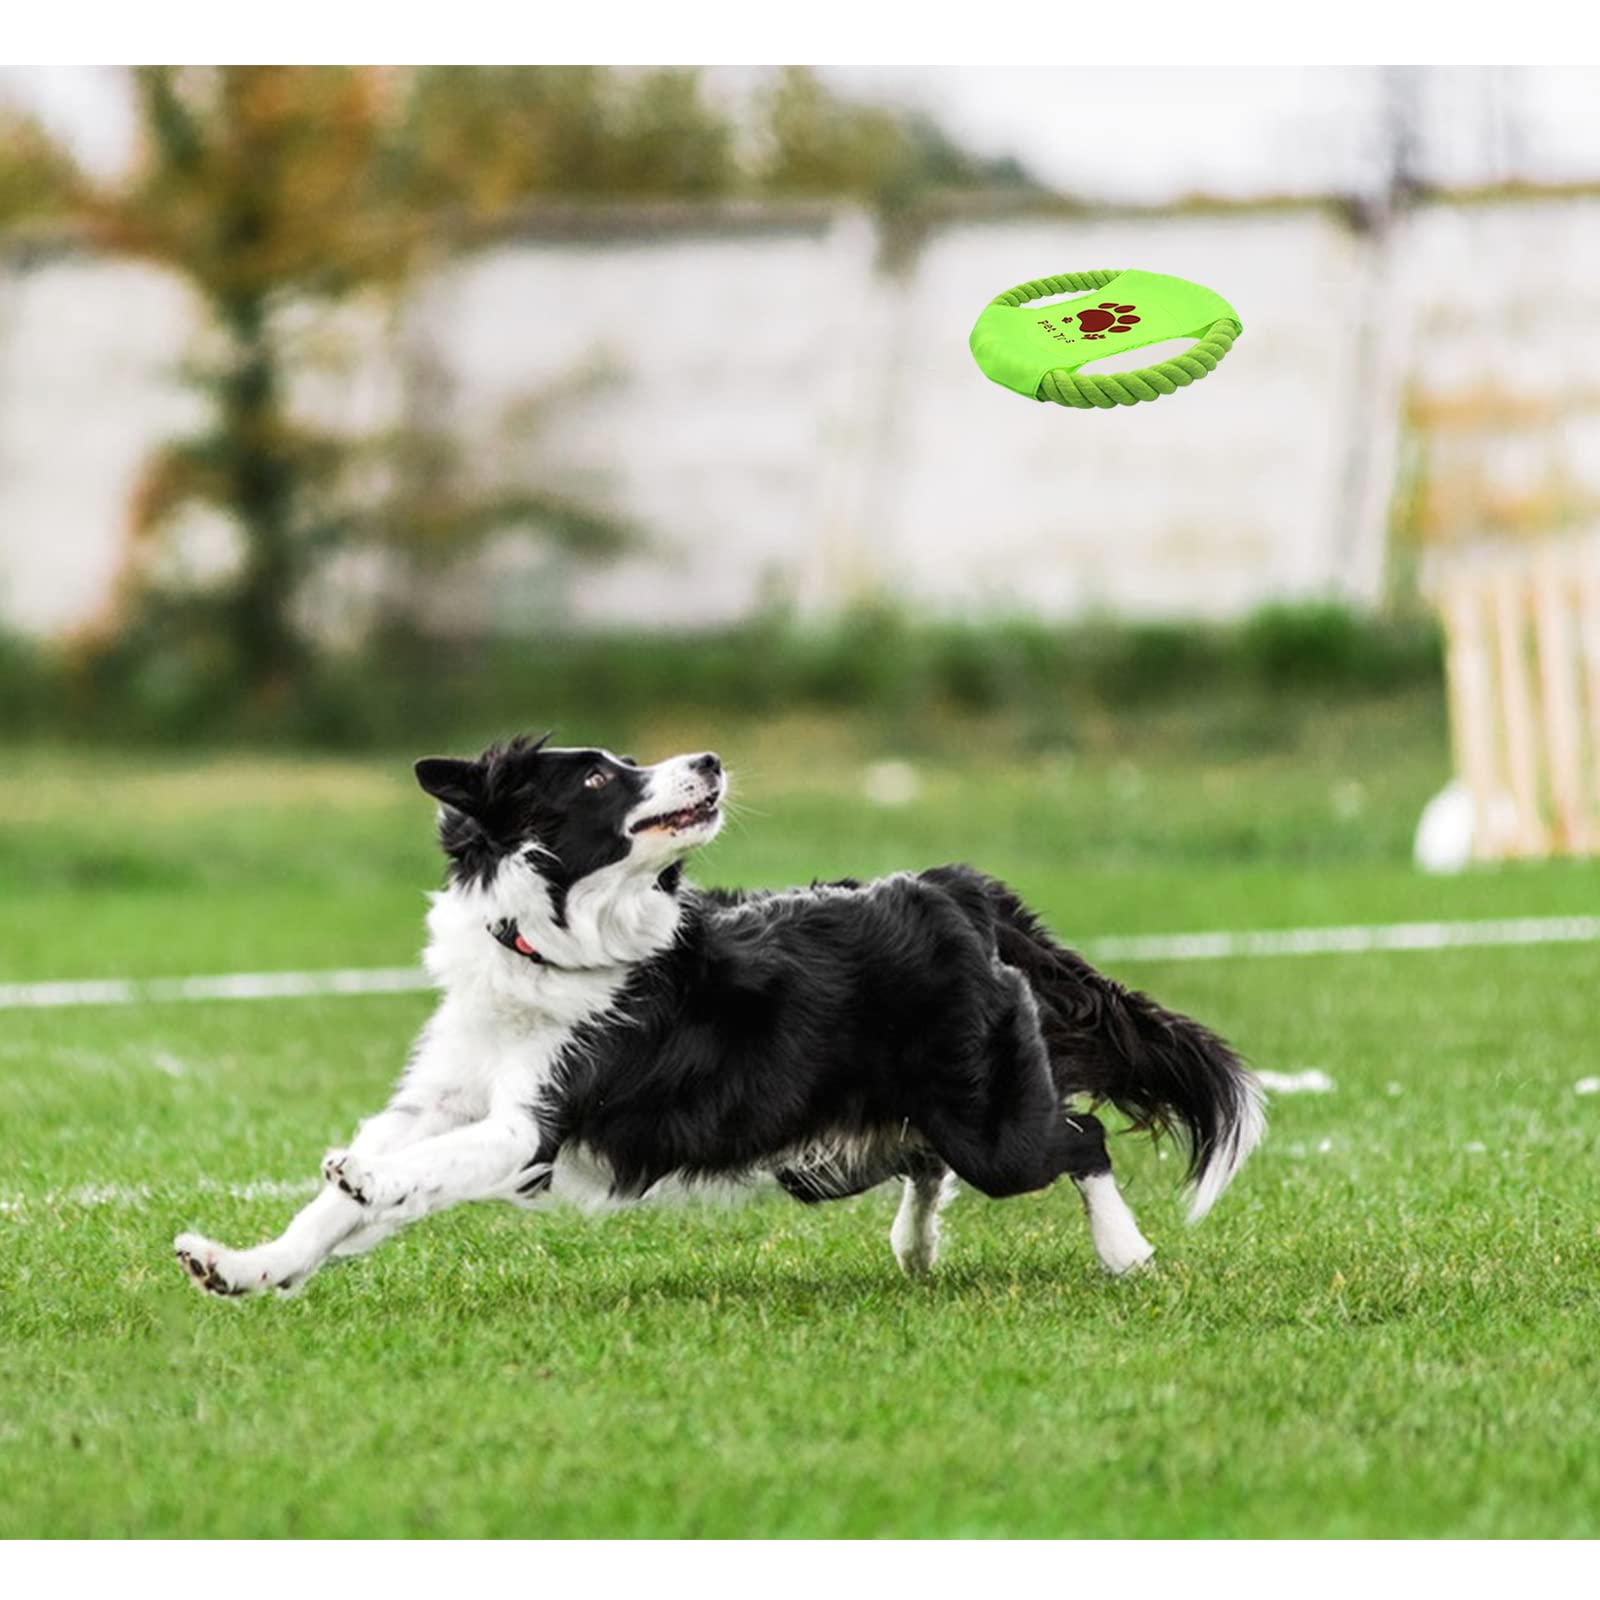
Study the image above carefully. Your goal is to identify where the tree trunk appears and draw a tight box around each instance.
[217,295,304,705]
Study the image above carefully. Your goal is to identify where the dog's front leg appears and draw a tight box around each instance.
[320,1110,547,1223]
[175,1186,368,1297]
[175,1097,467,1298]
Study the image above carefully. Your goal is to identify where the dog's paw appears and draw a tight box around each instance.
[322,1148,376,1205]
[1098,1236,1156,1277]
[174,1232,270,1298]
[892,1237,939,1278]
[322,1150,405,1210]
[890,1216,941,1278]
[321,1147,359,1198]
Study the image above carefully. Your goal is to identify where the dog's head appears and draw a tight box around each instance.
[414,734,725,911]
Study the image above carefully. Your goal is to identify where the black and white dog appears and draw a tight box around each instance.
[175,736,1264,1296]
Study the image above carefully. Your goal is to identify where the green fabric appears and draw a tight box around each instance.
[969,269,1242,408]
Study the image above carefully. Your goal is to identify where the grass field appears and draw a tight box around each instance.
[4,695,1600,1538]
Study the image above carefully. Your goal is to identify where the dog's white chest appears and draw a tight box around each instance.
[404,979,618,1122]
[412,890,635,1119]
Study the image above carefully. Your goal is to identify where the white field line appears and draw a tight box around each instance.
[1085,914,1600,963]
[1255,1069,1336,1094]
[0,1176,318,1215]
[0,965,430,1010]
[0,914,1597,1013]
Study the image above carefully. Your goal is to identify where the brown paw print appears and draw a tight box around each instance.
[1073,302,1141,340]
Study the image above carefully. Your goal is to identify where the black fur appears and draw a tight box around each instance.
[944,868,1258,1190]
[533,865,1255,1210]
[415,737,1258,1221]
[417,734,650,915]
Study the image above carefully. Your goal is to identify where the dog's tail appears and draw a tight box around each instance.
[931,867,1266,1221]
[1079,975,1265,1221]
[1007,930,1264,1220]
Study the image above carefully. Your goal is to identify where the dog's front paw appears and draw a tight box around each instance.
[174,1232,269,1298]
[322,1150,404,1210]
[321,1147,360,1199]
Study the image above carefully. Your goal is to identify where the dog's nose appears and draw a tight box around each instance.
[692,752,722,778]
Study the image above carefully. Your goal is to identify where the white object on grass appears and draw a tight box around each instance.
[862,760,920,807]
[1414,781,1474,873]
[1413,781,1522,873]
[1256,1069,1335,1094]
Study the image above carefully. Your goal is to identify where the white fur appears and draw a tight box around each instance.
[174,750,722,1298]
[1185,1073,1267,1223]
[170,747,1232,1298]
[890,1170,956,1277]
[1074,1171,1155,1276]
[774,1127,907,1198]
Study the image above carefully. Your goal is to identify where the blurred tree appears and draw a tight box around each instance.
[751,68,1036,267]
[87,68,411,706]
[4,65,1022,728]
[753,68,907,201]
[80,66,642,717]
[0,106,84,229]
[392,66,737,219]
[752,68,1034,211]
[347,336,635,638]
[394,66,1026,222]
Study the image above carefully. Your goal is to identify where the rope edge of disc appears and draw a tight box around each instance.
[1038,318,1241,410]
[988,271,1242,410]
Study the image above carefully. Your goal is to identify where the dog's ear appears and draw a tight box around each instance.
[414,757,485,817]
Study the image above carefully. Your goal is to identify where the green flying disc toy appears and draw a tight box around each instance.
[969,269,1241,409]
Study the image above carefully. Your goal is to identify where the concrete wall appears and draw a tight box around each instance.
[4,194,1597,637]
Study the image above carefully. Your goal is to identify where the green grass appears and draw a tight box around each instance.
[3,699,1600,1537]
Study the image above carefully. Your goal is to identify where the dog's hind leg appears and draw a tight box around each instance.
[916,964,1116,1201]
[1066,1116,1153,1275]
[913,989,1155,1277]
[990,1101,1154,1276]
[890,1159,956,1277]
[1074,1168,1154,1276]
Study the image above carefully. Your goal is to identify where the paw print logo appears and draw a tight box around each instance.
[1072,302,1141,340]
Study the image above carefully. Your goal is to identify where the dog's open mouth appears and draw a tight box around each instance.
[629,794,720,835]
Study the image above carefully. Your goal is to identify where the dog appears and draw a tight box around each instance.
[174,735,1264,1297]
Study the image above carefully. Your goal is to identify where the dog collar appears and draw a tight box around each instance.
[490,917,550,966]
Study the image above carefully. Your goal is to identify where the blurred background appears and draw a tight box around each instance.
[2,65,1599,926]
[11,65,1600,1544]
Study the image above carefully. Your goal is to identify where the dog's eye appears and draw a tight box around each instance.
[584,769,611,791]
